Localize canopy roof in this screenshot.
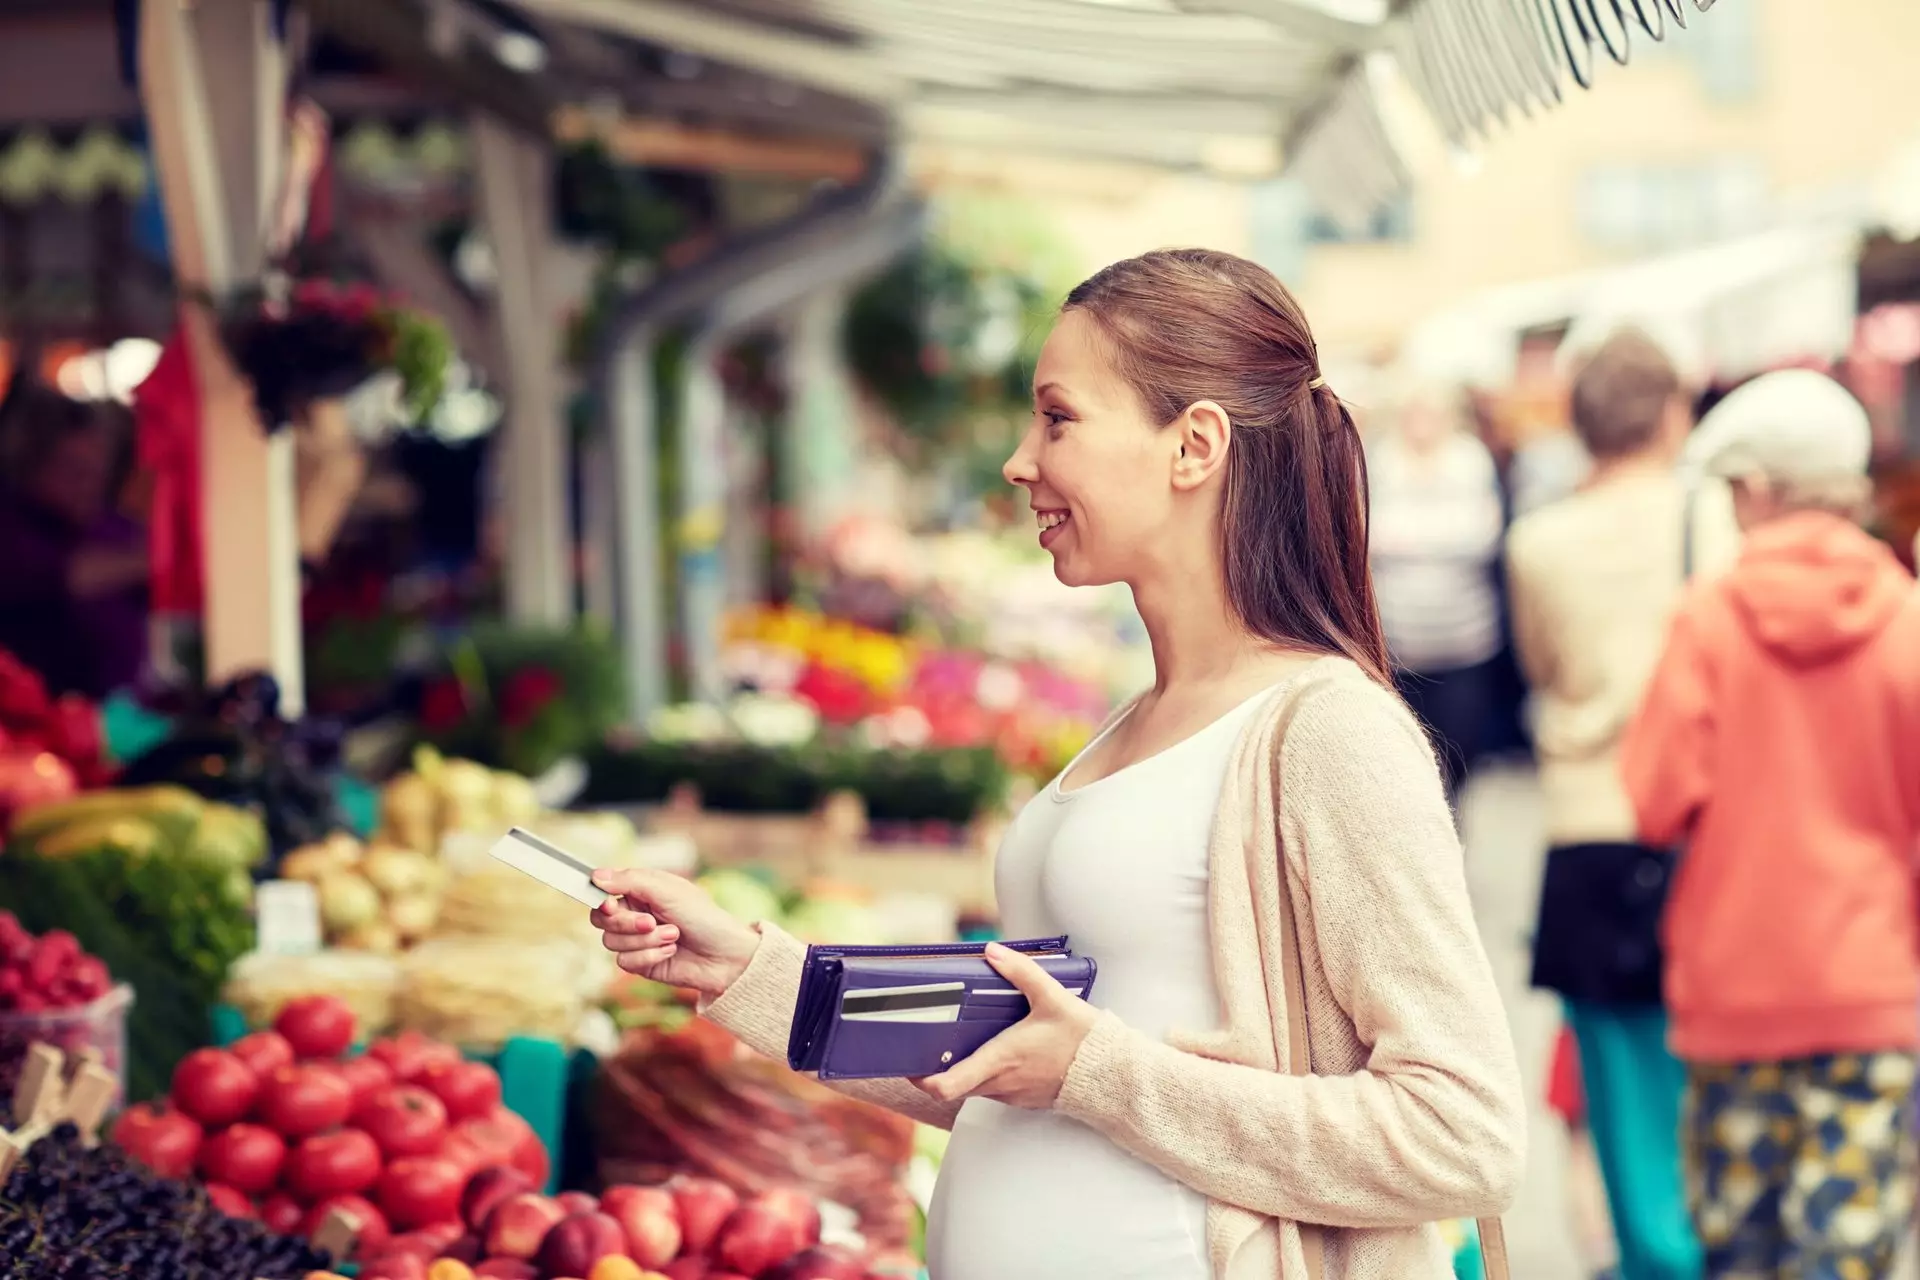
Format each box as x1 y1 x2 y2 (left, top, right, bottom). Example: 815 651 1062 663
377 0 1726 225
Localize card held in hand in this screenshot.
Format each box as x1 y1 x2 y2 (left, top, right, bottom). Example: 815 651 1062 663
788 937 1097 1080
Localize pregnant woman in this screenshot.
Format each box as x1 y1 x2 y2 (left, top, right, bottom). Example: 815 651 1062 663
591 249 1526 1280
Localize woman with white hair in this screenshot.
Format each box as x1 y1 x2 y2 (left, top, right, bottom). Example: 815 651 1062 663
1365 378 1507 805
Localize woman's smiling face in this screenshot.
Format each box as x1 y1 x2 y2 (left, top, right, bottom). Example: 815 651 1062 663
1002 309 1183 588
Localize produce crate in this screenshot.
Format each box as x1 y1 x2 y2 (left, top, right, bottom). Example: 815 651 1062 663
210 1005 579 1195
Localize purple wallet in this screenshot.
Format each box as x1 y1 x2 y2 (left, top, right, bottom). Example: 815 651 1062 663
786 936 1098 1080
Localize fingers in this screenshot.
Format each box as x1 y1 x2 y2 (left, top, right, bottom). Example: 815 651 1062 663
615 945 678 975
601 923 681 953
983 943 1065 1007
591 866 691 913
915 1043 1002 1103
590 903 660 935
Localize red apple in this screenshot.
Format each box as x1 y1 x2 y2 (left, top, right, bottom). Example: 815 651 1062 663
481 1192 566 1260
537 1211 628 1277
713 1199 805 1277
474 1262 538 1279
555 1190 599 1215
461 1164 535 1229
754 1187 821 1247
600 1184 681 1268
385 1221 464 1258
667 1176 738 1257
761 1244 867 1280
659 1263 709 1280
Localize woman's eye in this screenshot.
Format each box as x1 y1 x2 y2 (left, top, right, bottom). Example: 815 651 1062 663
1042 410 1069 438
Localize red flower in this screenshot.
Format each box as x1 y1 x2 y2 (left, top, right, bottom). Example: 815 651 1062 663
498 667 562 730
419 678 470 732
0 651 51 731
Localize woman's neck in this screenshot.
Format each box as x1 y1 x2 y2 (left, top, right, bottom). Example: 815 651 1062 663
1131 562 1269 694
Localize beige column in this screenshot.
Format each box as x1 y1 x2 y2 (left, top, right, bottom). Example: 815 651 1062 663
137 0 304 712
472 114 571 627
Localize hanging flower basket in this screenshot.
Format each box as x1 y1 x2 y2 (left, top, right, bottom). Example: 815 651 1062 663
217 277 455 434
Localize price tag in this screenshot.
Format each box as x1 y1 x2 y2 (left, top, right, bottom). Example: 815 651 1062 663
254 880 323 957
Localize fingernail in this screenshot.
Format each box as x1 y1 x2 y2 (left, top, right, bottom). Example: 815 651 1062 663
591 870 614 887
984 942 1008 958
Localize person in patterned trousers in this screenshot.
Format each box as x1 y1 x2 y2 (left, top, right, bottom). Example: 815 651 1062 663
1621 371 1920 1279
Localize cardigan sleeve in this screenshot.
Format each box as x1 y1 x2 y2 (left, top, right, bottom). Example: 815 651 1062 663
698 921 964 1131
1054 679 1526 1228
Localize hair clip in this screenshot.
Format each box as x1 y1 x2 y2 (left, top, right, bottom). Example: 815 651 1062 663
1308 375 1329 390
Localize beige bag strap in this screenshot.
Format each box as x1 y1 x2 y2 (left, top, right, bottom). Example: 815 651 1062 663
1267 680 1510 1280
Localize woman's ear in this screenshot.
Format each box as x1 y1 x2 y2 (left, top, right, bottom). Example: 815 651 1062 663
1171 400 1231 491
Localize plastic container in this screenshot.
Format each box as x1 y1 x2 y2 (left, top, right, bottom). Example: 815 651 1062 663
0 984 134 1109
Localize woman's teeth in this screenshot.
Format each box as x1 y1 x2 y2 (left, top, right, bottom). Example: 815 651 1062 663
1036 511 1069 530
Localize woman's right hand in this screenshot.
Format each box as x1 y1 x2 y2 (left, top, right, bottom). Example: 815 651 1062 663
588 867 762 998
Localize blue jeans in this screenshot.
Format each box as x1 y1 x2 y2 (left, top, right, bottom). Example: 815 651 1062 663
1564 1001 1703 1280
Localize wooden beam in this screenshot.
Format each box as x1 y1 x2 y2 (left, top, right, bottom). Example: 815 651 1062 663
472 114 571 627
552 107 870 183
137 0 305 712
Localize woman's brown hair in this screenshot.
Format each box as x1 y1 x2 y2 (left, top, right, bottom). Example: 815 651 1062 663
1063 248 1390 685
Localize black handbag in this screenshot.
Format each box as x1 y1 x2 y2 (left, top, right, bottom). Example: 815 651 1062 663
1530 841 1675 1005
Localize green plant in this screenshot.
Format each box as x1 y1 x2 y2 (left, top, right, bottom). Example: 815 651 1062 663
417 622 627 777
0 846 254 1101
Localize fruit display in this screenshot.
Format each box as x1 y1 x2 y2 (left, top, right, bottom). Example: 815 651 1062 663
0 912 128 1104
109 996 555 1267
278 831 450 955
0 648 110 826
9 782 268 887
377 746 541 857
0 1121 336 1278
353 1172 896 1280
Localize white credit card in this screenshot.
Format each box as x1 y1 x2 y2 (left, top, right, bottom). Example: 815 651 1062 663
487 827 610 909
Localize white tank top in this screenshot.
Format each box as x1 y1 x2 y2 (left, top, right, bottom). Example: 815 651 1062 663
924 690 1269 1280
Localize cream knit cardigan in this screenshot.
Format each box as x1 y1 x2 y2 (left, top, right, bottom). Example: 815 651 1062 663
703 658 1527 1279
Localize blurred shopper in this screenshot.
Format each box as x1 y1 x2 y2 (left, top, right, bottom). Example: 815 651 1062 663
1508 330 1702 1280
1622 370 1920 1280
0 383 148 698
1368 381 1506 803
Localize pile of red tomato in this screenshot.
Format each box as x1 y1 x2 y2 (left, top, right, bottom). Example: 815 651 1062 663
111 995 547 1257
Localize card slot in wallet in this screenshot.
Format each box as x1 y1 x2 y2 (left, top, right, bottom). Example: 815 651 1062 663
786 938 1096 1080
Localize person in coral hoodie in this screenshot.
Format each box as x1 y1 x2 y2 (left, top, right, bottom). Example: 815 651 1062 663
1621 369 1920 1280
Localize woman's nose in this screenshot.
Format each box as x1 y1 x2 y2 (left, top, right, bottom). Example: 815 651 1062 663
1003 429 1039 487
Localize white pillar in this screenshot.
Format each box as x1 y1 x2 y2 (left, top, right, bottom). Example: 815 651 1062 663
137 0 305 712
472 114 571 626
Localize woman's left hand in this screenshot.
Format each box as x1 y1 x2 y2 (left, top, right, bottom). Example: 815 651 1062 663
912 942 1099 1110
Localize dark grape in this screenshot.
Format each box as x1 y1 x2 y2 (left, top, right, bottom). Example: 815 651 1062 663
0 1120 325 1278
